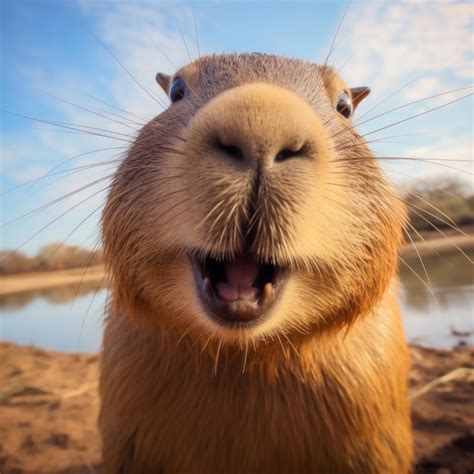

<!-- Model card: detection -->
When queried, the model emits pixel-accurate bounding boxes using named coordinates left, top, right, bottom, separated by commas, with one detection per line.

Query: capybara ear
left=349, top=86, right=370, bottom=110
left=156, top=72, right=171, bottom=94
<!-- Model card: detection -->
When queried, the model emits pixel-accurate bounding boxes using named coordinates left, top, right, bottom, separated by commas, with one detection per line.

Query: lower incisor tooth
left=262, top=282, right=274, bottom=300
left=204, top=277, right=212, bottom=297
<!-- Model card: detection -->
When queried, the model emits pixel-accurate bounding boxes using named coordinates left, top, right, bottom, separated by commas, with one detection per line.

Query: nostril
left=275, top=144, right=309, bottom=162
left=275, top=149, right=297, bottom=162
left=216, top=140, right=244, bottom=161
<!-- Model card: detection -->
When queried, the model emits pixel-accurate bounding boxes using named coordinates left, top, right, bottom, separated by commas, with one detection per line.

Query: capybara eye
left=169, top=77, right=187, bottom=103
left=336, top=90, right=353, bottom=118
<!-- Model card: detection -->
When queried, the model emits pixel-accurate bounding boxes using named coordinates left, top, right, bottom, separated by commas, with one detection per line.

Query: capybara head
left=102, top=53, right=407, bottom=348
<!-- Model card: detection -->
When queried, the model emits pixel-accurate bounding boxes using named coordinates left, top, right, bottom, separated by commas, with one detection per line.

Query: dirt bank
left=401, top=232, right=474, bottom=258
left=0, top=266, right=106, bottom=297
left=0, top=342, right=472, bottom=473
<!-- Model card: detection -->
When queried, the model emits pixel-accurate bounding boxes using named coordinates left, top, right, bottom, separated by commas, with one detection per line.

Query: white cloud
left=331, top=2, right=473, bottom=99
left=5, top=165, right=48, bottom=184
left=404, top=133, right=473, bottom=175
left=78, top=1, right=195, bottom=116
left=379, top=133, right=473, bottom=186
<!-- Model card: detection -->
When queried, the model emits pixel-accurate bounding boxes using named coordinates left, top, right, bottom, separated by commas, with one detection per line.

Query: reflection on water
left=0, top=283, right=108, bottom=352
left=0, top=280, right=107, bottom=310
left=0, top=250, right=472, bottom=351
left=400, top=249, right=473, bottom=349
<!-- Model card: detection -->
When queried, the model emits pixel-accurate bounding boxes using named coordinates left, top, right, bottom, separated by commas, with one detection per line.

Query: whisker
left=88, top=94, right=152, bottom=123
left=76, top=270, right=108, bottom=352
left=323, top=0, right=352, bottom=67
left=37, top=89, right=142, bottom=131
left=402, top=227, right=436, bottom=302
left=146, top=35, right=206, bottom=126
left=2, top=147, right=125, bottom=196
left=331, top=167, right=469, bottom=208
left=201, top=333, right=214, bottom=353
left=335, top=156, right=472, bottom=176
left=407, top=201, right=472, bottom=239
left=327, top=173, right=473, bottom=263
left=83, top=27, right=170, bottom=111
left=191, top=9, right=201, bottom=58
left=2, top=185, right=109, bottom=259
left=404, top=207, right=473, bottom=264
left=406, top=189, right=458, bottom=228
left=276, top=334, right=289, bottom=360
left=148, top=34, right=178, bottom=70
left=214, top=339, right=223, bottom=374
left=242, top=341, right=249, bottom=374
left=176, top=18, right=193, bottom=63
left=40, top=206, right=102, bottom=264
left=281, top=332, right=300, bottom=358
left=2, top=174, right=114, bottom=227
left=399, top=256, right=437, bottom=301
left=27, top=160, right=120, bottom=196
left=335, top=134, right=429, bottom=152
left=355, top=74, right=425, bottom=122
left=384, top=170, right=471, bottom=205
left=84, top=103, right=147, bottom=128
left=331, top=86, right=473, bottom=141
left=176, top=322, right=198, bottom=348
left=354, top=85, right=473, bottom=130
left=1, top=109, right=134, bottom=143
left=360, top=92, right=473, bottom=140
left=70, top=240, right=104, bottom=309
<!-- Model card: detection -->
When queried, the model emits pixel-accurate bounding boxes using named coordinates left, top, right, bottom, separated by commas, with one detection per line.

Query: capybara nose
left=186, top=82, right=329, bottom=169
left=215, top=136, right=308, bottom=164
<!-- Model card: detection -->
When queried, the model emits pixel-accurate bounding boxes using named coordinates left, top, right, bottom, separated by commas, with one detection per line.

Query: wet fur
left=100, top=53, right=413, bottom=472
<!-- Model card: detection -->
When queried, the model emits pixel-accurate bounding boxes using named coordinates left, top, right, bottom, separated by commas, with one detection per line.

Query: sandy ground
left=0, top=342, right=472, bottom=473
left=0, top=266, right=106, bottom=297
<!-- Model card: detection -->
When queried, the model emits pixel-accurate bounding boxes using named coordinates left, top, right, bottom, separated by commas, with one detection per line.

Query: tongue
left=226, top=259, right=260, bottom=287
left=216, top=259, right=261, bottom=302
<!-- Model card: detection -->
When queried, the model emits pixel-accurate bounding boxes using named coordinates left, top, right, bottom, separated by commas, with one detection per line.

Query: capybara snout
left=185, top=82, right=331, bottom=170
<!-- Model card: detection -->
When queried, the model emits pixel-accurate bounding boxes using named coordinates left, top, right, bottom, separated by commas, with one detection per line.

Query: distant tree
left=0, top=251, right=36, bottom=275
left=0, top=245, right=103, bottom=275
left=404, top=176, right=474, bottom=232
left=37, top=243, right=103, bottom=271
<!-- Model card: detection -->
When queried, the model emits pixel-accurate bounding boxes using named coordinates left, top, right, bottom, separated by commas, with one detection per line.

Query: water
left=399, top=249, right=473, bottom=349
left=0, top=282, right=107, bottom=352
left=1, top=251, right=472, bottom=352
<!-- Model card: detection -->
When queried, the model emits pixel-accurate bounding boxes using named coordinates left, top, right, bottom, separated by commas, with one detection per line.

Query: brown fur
left=100, top=53, right=413, bottom=472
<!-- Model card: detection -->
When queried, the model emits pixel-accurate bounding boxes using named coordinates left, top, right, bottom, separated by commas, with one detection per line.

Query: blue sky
left=1, top=1, right=472, bottom=255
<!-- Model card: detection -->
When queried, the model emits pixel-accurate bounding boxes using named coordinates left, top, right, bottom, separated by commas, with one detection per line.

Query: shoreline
left=400, top=231, right=474, bottom=258
left=0, top=265, right=107, bottom=297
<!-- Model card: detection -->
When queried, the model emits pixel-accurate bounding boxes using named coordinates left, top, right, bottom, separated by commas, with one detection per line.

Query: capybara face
left=102, top=53, right=406, bottom=346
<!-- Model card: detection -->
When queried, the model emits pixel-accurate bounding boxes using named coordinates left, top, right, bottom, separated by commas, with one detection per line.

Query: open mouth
left=193, top=254, right=288, bottom=327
